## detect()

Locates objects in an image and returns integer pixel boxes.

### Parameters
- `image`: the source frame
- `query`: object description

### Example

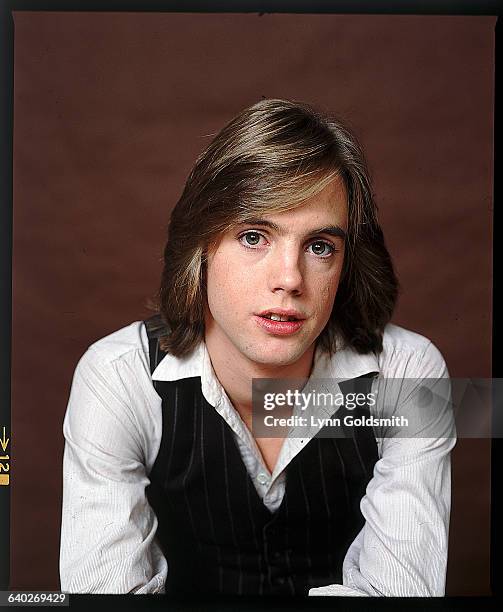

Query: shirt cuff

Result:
[130,574,165,595]
[308,584,370,596]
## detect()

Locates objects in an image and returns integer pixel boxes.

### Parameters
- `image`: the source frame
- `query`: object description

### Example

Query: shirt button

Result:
[256,472,269,485]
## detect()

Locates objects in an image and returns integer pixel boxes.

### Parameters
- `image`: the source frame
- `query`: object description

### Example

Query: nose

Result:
[267,244,304,295]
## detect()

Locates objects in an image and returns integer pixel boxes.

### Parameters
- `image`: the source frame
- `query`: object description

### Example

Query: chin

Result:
[244,345,306,368]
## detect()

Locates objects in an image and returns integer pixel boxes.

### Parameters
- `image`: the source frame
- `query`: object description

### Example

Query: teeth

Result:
[265,314,296,322]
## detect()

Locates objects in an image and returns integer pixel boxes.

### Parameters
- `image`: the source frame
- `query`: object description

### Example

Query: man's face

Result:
[204,176,348,368]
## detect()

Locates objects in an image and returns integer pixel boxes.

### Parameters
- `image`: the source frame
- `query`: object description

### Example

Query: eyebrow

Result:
[237,217,347,240]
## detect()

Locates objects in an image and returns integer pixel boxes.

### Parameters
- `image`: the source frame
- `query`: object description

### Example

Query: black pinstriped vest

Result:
[144,315,379,596]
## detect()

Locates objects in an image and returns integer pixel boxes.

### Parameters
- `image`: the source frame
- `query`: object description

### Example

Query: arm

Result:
[309,341,456,597]
[59,347,167,594]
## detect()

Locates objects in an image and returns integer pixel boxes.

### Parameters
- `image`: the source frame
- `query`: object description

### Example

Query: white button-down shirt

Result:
[60,321,455,596]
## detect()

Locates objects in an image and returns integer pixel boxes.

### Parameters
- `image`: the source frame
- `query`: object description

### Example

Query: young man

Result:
[60,99,455,596]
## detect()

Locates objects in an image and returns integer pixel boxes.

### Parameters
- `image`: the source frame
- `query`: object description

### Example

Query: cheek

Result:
[312,270,342,315]
[318,284,336,311]
[207,254,249,312]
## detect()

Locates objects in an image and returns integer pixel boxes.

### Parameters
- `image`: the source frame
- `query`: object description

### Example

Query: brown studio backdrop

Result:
[11,12,494,594]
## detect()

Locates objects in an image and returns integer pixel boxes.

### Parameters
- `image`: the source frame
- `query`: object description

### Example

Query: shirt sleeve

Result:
[309,340,456,597]
[59,346,168,594]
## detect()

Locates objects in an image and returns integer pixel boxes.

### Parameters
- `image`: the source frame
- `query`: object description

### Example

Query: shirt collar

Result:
[152,336,380,394]
[152,339,226,407]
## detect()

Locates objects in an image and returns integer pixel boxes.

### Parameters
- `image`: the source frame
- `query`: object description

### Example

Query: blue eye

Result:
[239,231,264,247]
[238,232,336,257]
[308,241,335,257]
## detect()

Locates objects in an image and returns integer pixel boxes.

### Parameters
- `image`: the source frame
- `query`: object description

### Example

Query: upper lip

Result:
[256,308,306,320]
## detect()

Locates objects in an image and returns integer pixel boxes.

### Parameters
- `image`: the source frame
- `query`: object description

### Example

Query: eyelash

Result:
[237,230,338,259]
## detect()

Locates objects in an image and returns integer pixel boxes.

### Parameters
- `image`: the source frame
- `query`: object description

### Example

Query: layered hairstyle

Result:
[154,98,398,357]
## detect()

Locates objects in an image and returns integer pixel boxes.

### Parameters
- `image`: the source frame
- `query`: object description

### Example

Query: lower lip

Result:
[253,315,305,335]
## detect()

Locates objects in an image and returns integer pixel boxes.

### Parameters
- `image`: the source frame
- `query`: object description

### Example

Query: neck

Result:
[204,335,316,423]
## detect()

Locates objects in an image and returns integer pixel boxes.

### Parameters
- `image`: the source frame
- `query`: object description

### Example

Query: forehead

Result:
[245,176,348,232]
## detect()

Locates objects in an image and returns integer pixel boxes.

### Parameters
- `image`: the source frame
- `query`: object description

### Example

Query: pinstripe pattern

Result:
[181,397,201,555]
[143,315,378,596]
[348,407,371,480]
[339,377,375,481]
[352,434,370,480]
[245,473,264,595]
[221,418,243,595]
[332,438,351,515]
[263,522,273,591]
[163,386,178,490]
[317,441,335,572]
[282,492,296,595]
[200,398,224,592]
[297,460,313,583]
[154,340,159,384]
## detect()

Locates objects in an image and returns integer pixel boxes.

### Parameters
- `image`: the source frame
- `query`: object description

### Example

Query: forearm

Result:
[60,347,167,594]
[308,437,453,597]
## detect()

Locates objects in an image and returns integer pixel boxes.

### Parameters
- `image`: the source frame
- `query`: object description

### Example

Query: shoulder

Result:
[381,323,431,354]
[84,320,148,366]
[71,320,153,402]
[379,323,449,379]
[66,320,160,464]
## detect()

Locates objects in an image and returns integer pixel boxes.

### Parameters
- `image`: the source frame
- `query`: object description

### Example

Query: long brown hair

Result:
[154,99,398,356]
